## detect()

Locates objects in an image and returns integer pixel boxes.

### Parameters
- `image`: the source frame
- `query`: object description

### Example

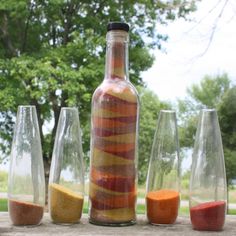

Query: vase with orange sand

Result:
[146,110,180,225]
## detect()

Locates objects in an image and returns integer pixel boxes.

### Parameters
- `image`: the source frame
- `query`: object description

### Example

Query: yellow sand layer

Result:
[101,133,136,143]
[93,108,133,118]
[91,148,134,167]
[104,85,137,103]
[91,207,135,222]
[49,183,83,224]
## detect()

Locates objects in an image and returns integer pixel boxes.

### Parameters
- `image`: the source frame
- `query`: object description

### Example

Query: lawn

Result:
[0,198,8,211]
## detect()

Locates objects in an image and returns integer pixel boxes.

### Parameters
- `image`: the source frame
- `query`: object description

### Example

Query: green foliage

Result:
[0,1,198,175]
[187,73,230,108]
[218,87,236,184]
[0,171,8,192]
[218,87,236,148]
[138,86,171,184]
[181,170,191,189]
[178,73,231,148]
[178,73,236,185]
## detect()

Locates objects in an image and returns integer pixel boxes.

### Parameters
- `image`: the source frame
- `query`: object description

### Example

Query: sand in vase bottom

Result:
[89,207,136,225]
[190,201,226,231]
[49,183,84,224]
[9,199,44,225]
[146,189,179,224]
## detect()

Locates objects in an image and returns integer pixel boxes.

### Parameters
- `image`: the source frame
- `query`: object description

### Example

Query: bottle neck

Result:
[105,30,129,81]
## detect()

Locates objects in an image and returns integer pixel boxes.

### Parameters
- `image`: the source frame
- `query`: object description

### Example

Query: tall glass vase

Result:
[8,105,45,226]
[146,110,180,225]
[189,109,227,231]
[48,107,84,224]
[89,22,139,226]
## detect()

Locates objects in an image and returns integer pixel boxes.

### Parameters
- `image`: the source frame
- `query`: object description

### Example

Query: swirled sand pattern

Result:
[90,82,138,224]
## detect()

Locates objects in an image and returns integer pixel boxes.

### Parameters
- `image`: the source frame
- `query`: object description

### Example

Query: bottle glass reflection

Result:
[8,105,45,226]
[146,110,180,225]
[189,109,227,231]
[49,107,84,224]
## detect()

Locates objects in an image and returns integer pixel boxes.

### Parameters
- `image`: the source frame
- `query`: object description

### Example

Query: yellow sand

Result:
[93,108,132,118]
[91,207,135,223]
[105,85,137,103]
[92,148,134,167]
[49,183,83,224]
[102,133,136,143]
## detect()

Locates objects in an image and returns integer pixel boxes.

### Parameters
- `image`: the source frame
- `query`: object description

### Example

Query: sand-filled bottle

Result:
[48,108,84,224]
[189,109,227,231]
[8,106,45,226]
[89,22,139,226]
[146,110,180,225]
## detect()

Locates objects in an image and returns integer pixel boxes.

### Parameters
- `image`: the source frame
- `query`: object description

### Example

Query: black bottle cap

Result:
[107,22,129,32]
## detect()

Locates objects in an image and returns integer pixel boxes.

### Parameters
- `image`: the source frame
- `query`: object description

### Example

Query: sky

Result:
[142,0,236,102]
[142,0,236,172]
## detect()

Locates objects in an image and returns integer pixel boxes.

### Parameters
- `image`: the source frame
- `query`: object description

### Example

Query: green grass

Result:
[179,206,189,215]
[137,192,146,198]
[137,204,145,214]
[0,198,8,211]
[228,208,236,215]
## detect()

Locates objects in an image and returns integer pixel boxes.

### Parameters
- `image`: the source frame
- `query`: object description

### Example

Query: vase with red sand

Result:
[189,109,227,231]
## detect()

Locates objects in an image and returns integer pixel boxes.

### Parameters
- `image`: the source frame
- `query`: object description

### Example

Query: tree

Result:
[178,73,236,186]
[138,87,171,184]
[218,86,236,185]
[0,0,199,181]
[178,73,231,148]
[187,73,230,108]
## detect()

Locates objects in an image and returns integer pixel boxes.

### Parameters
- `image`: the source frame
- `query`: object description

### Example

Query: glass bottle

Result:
[89,22,139,226]
[48,107,84,224]
[146,110,180,225]
[8,105,45,226]
[189,109,227,231]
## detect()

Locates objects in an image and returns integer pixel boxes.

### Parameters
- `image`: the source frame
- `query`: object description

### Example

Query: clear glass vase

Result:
[89,22,139,226]
[146,110,180,225]
[189,109,227,231]
[8,105,45,226]
[48,107,84,224]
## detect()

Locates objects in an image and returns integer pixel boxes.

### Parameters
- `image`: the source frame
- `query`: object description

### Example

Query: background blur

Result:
[1,0,236,214]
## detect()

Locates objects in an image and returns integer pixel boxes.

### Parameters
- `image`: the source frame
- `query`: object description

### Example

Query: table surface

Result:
[0,212,235,236]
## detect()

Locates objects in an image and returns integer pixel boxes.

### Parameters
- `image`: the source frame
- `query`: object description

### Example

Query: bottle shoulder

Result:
[92,79,139,104]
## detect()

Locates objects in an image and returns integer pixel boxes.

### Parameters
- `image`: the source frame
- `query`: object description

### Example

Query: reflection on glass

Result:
[146,110,180,225]
[189,109,227,231]
[48,107,84,224]
[8,105,45,226]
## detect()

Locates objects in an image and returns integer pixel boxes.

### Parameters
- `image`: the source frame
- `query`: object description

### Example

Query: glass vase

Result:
[146,110,180,225]
[8,105,45,226]
[189,109,227,231]
[48,107,84,224]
